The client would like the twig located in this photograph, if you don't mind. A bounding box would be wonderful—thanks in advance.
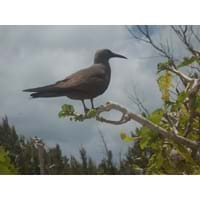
[97,127,110,158]
[127,26,173,59]
[171,25,200,56]
[163,113,179,136]
[190,26,200,45]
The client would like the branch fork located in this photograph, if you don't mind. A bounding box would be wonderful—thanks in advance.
[96,101,131,125]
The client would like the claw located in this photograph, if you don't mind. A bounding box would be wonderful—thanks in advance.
[84,107,90,114]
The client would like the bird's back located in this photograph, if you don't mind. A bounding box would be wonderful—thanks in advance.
[55,63,111,99]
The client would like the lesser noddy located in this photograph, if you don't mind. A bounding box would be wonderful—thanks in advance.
[23,49,127,112]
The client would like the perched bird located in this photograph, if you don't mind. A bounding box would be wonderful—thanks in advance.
[23,49,127,112]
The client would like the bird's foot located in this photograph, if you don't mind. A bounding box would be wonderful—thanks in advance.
[84,107,90,114]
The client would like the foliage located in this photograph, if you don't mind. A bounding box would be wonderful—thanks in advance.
[56,56,200,174]
[58,104,97,122]
[177,56,200,68]
[120,131,140,142]
[133,53,200,174]
[0,117,119,174]
[0,146,17,174]
[157,71,173,102]
[2,26,200,175]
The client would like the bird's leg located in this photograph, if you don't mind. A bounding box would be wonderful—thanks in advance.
[90,98,95,109]
[81,100,89,113]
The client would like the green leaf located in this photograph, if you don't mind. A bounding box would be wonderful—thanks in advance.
[58,104,75,118]
[157,63,167,73]
[139,109,163,150]
[177,56,200,68]
[157,60,173,73]
[173,143,195,164]
[148,108,164,123]
[150,140,162,151]
[86,109,97,118]
[139,127,157,150]
[120,131,138,143]
[177,91,187,104]
[61,104,75,114]
[194,95,200,110]
[170,91,188,112]
[58,110,67,118]
[132,164,143,172]
[146,151,164,174]
[74,114,85,122]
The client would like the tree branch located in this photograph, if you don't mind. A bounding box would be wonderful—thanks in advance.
[190,26,200,45]
[127,26,173,59]
[95,101,199,151]
[96,102,131,125]
[163,112,179,136]
[167,66,193,83]
[97,127,110,159]
[127,85,149,116]
[171,25,200,57]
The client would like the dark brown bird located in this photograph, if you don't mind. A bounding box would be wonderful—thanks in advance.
[23,49,127,112]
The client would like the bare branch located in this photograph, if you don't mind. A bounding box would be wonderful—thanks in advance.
[171,25,200,56]
[126,26,150,43]
[189,78,200,96]
[127,26,173,59]
[97,127,110,157]
[127,85,149,116]
[191,66,200,73]
[190,26,200,44]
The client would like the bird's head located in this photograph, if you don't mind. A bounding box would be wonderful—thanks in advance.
[94,49,127,64]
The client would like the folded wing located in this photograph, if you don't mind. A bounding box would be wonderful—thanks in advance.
[23,64,107,98]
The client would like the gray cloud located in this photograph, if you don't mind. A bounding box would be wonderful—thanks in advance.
[0,25,166,162]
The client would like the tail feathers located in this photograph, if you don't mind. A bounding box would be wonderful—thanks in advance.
[23,84,55,93]
[31,92,62,98]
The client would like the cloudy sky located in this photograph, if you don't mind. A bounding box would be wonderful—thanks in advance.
[0,25,170,162]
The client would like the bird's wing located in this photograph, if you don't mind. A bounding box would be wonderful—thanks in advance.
[54,65,106,92]
[23,64,106,94]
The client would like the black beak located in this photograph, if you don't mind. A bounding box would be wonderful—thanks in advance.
[111,52,127,59]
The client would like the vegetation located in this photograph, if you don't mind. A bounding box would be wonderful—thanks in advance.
[59,26,200,174]
[1,25,200,174]
[126,26,200,174]
[0,116,145,174]
[0,147,16,174]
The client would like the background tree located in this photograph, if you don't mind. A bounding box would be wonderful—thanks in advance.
[0,117,119,174]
